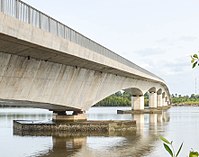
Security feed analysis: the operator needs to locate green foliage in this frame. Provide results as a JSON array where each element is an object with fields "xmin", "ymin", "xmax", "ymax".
[
  {"xmin": 94, "ymin": 91, "xmax": 131, "ymax": 107},
  {"xmin": 191, "ymin": 53, "xmax": 199, "ymax": 68},
  {"xmin": 160, "ymin": 136, "xmax": 171, "ymax": 144},
  {"xmin": 163, "ymin": 143, "xmax": 174, "ymax": 156},
  {"xmin": 160, "ymin": 136, "xmax": 199, "ymax": 157},
  {"xmin": 160, "ymin": 136, "xmax": 183, "ymax": 157},
  {"xmin": 171, "ymin": 94, "xmax": 199, "ymax": 105},
  {"xmin": 95, "ymin": 92, "xmax": 199, "ymax": 107},
  {"xmin": 189, "ymin": 151, "xmax": 199, "ymax": 157},
  {"xmin": 94, "ymin": 91, "xmax": 150, "ymax": 107}
]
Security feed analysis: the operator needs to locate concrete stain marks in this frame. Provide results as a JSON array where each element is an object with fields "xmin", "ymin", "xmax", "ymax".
[
  {"xmin": 63, "ymin": 68, "xmax": 86, "ymax": 107},
  {"xmin": 0, "ymin": 55, "xmax": 19, "ymax": 98},
  {"xmin": 0, "ymin": 52, "xmax": 11, "ymax": 76},
  {"xmin": 49, "ymin": 65, "xmax": 68, "ymax": 103},
  {"xmin": 42, "ymin": 63, "xmax": 62, "ymax": 101},
  {"xmin": 8, "ymin": 56, "xmax": 29, "ymax": 97},
  {"xmin": 30, "ymin": 61, "xmax": 55, "ymax": 100},
  {"xmin": 61, "ymin": 66, "xmax": 80, "ymax": 106},
  {"xmin": 15, "ymin": 58, "xmax": 39, "ymax": 98}
]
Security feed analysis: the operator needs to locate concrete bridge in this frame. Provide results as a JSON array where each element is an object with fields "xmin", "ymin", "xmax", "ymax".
[{"xmin": 0, "ymin": 0, "xmax": 170, "ymax": 119}]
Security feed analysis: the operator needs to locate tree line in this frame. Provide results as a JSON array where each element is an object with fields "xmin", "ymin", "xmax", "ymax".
[
  {"xmin": 95, "ymin": 92, "xmax": 199, "ymax": 107},
  {"xmin": 94, "ymin": 91, "xmax": 149, "ymax": 107},
  {"xmin": 171, "ymin": 94, "xmax": 199, "ymax": 105}
]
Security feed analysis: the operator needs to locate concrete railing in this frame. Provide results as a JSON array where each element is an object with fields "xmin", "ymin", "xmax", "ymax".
[{"xmin": 0, "ymin": 0, "xmax": 163, "ymax": 81}]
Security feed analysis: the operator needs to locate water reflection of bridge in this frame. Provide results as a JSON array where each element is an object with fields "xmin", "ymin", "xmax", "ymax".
[{"xmin": 12, "ymin": 111, "xmax": 170, "ymax": 157}]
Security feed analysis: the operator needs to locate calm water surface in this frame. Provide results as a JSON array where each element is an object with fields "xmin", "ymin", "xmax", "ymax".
[{"xmin": 0, "ymin": 106, "xmax": 199, "ymax": 157}]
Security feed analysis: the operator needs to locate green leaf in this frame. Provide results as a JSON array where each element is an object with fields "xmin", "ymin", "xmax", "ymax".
[
  {"xmin": 191, "ymin": 58, "xmax": 195, "ymax": 63},
  {"xmin": 193, "ymin": 54, "xmax": 198, "ymax": 59},
  {"xmin": 189, "ymin": 151, "xmax": 199, "ymax": 157},
  {"xmin": 192, "ymin": 61, "xmax": 198, "ymax": 68},
  {"xmin": 160, "ymin": 136, "xmax": 171, "ymax": 144},
  {"xmin": 163, "ymin": 143, "xmax": 173, "ymax": 157},
  {"xmin": 176, "ymin": 142, "xmax": 183, "ymax": 157}
]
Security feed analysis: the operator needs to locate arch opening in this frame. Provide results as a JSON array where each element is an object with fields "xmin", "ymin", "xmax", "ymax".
[
  {"xmin": 148, "ymin": 87, "xmax": 156, "ymax": 93},
  {"xmin": 157, "ymin": 89, "xmax": 162, "ymax": 95},
  {"xmin": 124, "ymin": 88, "xmax": 143, "ymax": 96}
]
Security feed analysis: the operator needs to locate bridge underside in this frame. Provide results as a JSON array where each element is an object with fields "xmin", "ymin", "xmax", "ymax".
[{"xmin": 0, "ymin": 99, "xmax": 79, "ymax": 111}]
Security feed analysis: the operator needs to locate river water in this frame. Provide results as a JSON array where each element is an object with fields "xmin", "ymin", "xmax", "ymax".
[{"xmin": 0, "ymin": 106, "xmax": 198, "ymax": 157}]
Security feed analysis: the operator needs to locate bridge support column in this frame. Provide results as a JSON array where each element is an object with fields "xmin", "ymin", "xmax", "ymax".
[
  {"xmin": 149, "ymin": 92, "xmax": 157, "ymax": 108},
  {"xmin": 162, "ymin": 97, "xmax": 166, "ymax": 106},
  {"xmin": 131, "ymin": 95, "xmax": 144, "ymax": 110},
  {"xmin": 157, "ymin": 93, "xmax": 163, "ymax": 108},
  {"xmin": 52, "ymin": 110, "xmax": 87, "ymax": 122}
]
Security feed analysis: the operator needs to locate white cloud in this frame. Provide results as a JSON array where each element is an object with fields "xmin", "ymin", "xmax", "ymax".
[{"xmin": 178, "ymin": 36, "xmax": 198, "ymax": 42}]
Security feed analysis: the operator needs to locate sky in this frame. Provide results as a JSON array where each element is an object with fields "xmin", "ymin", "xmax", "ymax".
[{"xmin": 23, "ymin": 0, "xmax": 199, "ymax": 95}]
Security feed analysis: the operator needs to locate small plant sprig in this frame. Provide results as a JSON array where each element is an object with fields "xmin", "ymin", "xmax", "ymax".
[
  {"xmin": 191, "ymin": 53, "xmax": 199, "ymax": 68},
  {"xmin": 160, "ymin": 136, "xmax": 183, "ymax": 157},
  {"xmin": 160, "ymin": 136, "xmax": 199, "ymax": 157},
  {"xmin": 189, "ymin": 150, "xmax": 199, "ymax": 157}
]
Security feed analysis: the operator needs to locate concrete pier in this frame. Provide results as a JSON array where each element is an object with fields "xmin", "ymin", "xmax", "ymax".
[
  {"xmin": 117, "ymin": 106, "xmax": 171, "ymax": 114},
  {"xmin": 52, "ymin": 111, "xmax": 87, "ymax": 122},
  {"xmin": 13, "ymin": 120, "xmax": 136, "ymax": 134}
]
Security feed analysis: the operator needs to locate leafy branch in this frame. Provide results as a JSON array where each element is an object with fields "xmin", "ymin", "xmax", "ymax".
[
  {"xmin": 160, "ymin": 136, "xmax": 199, "ymax": 157},
  {"xmin": 160, "ymin": 136, "xmax": 183, "ymax": 157},
  {"xmin": 191, "ymin": 53, "xmax": 199, "ymax": 68}
]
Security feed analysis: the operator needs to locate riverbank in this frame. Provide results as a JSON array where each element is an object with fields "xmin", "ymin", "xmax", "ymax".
[{"xmin": 172, "ymin": 103, "xmax": 199, "ymax": 107}]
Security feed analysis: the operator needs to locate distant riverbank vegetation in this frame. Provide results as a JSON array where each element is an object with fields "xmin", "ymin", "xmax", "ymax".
[
  {"xmin": 94, "ymin": 91, "xmax": 149, "ymax": 107},
  {"xmin": 94, "ymin": 92, "xmax": 199, "ymax": 107},
  {"xmin": 171, "ymin": 94, "xmax": 199, "ymax": 105},
  {"xmin": 0, "ymin": 93, "xmax": 199, "ymax": 108}
]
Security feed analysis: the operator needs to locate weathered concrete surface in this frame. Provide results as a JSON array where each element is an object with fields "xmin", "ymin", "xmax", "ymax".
[
  {"xmin": 13, "ymin": 120, "xmax": 136, "ymax": 133},
  {"xmin": 0, "ymin": 11, "xmax": 170, "ymax": 111}
]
